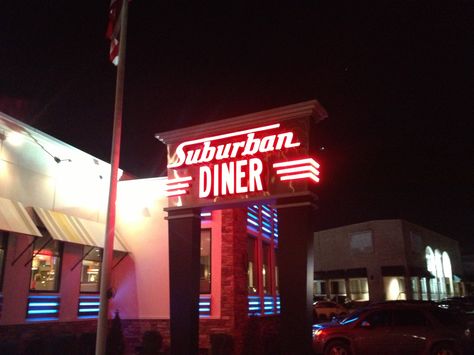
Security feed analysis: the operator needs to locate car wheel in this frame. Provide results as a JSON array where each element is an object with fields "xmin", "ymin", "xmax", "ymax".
[
  {"xmin": 324, "ymin": 340, "xmax": 352, "ymax": 355},
  {"xmin": 430, "ymin": 342, "xmax": 457, "ymax": 355}
]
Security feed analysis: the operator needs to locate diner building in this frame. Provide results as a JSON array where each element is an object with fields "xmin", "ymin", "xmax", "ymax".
[
  {"xmin": 0, "ymin": 110, "xmax": 283, "ymax": 353},
  {"xmin": 314, "ymin": 219, "xmax": 464, "ymax": 304}
]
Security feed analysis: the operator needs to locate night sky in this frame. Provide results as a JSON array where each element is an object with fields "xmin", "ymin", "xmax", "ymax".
[{"xmin": 0, "ymin": 2, "xmax": 472, "ymax": 248}]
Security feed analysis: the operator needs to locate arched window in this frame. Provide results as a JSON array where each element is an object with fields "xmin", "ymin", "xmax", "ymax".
[
  {"xmin": 434, "ymin": 249, "xmax": 446, "ymax": 298},
  {"xmin": 425, "ymin": 246, "xmax": 435, "ymax": 275},
  {"xmin": 442, "ymin": 252, "xmax": 453, "ymax": 297},
  {"xmin": 425, "ymin": 246, "xmax": 438, "ymax": 300}
]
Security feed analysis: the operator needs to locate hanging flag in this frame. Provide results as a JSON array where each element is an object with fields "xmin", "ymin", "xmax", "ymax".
[{"xmin": 106, "ymin": 0, "xmax": 122, "ymax": 65}]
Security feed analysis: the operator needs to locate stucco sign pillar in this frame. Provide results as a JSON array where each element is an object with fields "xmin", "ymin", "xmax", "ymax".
[{"xmin": 156, "ymin": 100, "xmax": 327, "ymax": 355}]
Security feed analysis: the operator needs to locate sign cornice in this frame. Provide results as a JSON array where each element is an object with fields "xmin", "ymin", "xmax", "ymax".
[{"xmin": 155, "ymin": 100, "xmax": 327, "ymax": 145}]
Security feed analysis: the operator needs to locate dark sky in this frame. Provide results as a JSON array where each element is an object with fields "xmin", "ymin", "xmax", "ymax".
[{"xmin": 0, "ymin": 2, "xmax": 473, "ymax": 248}]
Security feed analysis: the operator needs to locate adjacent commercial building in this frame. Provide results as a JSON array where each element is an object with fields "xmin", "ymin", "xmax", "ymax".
[{"xmin": 314, "ymin": 219, "xmax": 464, "ymax": 304}]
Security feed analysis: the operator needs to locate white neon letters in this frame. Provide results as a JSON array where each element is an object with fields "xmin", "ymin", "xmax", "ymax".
[
  {"xmin": 198, "ymin": 158, "xmax": 263, "ymax": 198},
  {"xmin": 168, "ymin": 124, "xmax": 300, "ymax": 169}
]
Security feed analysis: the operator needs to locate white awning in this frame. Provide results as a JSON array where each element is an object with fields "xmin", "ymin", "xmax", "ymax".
[
  {"xmin": 0, "ymin": 197, "xmax": 42, "ymax": 237},
  {"xmin": 33, "ymin": 207, "xmax": 128, "ymax": 252}
]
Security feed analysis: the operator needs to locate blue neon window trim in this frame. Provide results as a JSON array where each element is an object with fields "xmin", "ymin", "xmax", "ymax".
[
  {"xmin": 262, "ymin": 220, "xmax": 272, "ymax": 228},
  {"xmin": 28, "ymin": 295, "xmax": 60, "ymax": 299},
  {"xmin": 27, "ymin": 303, "xmax": 59, "ymax": 307},
  {"xmin": 79, "ymin": 302, "xmax": 100, "ymax": 306},
  {"xmin": 247, "ymin": 212, "xmax": 259, "ymax": 221},
  {"xmin": 199, "ymin": 308, "xmax": 211, "ymax": 312},
  {"xmin": 262, "ymin": 226, "xmax": 272, "ymax": 234},
  {"xmin": 79, "ymin": 308, "xmax": 100, "ymax": 313},
  {"xmin": 247, "ymin": 218, "xmax": 259, "ymax": 227},
  {"xmin": 28, "ymin": 309, "xmax": 59, "ymax": 315},
  {"xmin": 261, "ymin": 205, "xmax": 271, "ymax": 211},
  {"xmin": 27, "ymin": 317, "xmax": 59, "ymax": 322}
]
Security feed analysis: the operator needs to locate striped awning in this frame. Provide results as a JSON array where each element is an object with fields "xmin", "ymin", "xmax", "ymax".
[
  {"xmin": 0, "ymin": 197, "xmax": 42, "ymax": 237},
  {"xmin": 33, "ymin": 207, "xmax": 128, "ymax": 252}
]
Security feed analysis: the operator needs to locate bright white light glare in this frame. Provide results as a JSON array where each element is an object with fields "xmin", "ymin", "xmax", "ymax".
[{"xmin": 6, "ymin": 131, "xmax": 23, "ymax": 146}]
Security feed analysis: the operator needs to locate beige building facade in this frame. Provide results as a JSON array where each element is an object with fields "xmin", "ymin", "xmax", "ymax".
[{"xmin": 314, "ymin": 219, "xmax": 463, "ymax": 304}]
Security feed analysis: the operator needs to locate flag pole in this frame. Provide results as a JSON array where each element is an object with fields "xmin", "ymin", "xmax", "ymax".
[{"xmin": 96, "ymin": 0, "xmax": 128, "ymax": 354}]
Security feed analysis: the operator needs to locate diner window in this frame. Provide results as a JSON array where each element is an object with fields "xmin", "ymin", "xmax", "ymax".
[
  {"xmin": 80, "ymin": 246, "xmax": 102, "ymax": 293},
  {"xmin": 262, "ymin": 242, "xmax": 271, "ymax": 295},
  {"xmin": 246, "ymin": 205, "xmax": 279, "ymax": 316},
  {"xmin": 247, "ymin": 237, "xmax": 258, "ymax": 294},
  {"xmin": 0, "ymin": 232, "xmax": 7, "ymax": 290},
  {"xmin": 200, "ymin": 229, "xmax": 211, "ymax": 294},
  {"xmin": 30, "ymin": 238, "xmax": 62, "ymax": 292}
]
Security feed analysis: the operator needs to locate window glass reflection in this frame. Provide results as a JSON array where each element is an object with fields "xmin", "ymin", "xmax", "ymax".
[
  {"xmin": 200, "ymin": 229, "xmax": 211, "ymax": 294},
  {"xmin": 80, "ymin": 246, "xmax": 102, "ymax": 293},
  {"xmin": 30, "ymin": 238, "xmax": 62, "ymax": 292}
]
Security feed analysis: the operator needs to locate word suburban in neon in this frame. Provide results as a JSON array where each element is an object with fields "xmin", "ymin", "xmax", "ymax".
[{"xmin": 168, "ymin": 123, "xmax": 300, "ymax": 168}]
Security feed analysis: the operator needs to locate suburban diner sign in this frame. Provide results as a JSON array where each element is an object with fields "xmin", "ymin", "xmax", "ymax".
[{"xmin": 156, "ymin": 101, "xmax": 327, "ymax": 209}]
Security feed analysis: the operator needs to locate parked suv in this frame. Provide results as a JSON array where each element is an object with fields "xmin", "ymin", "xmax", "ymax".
[{"xmin": 313, "ymin": 301, "xmax": 472, "ymax": 355}]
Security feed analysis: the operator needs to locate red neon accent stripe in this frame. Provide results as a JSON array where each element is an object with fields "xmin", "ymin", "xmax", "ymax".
[
  {"xmin": 275, "ymin": 165, "xmax": 320, "ymax": 176},
  {"xmin": 165, "ymin": 176, "xmax": 192, "ymax": 184},
  {"xmin": 280, "ymin": 173, "xmax": 320, "ymax": 183},
  {"xmin": 164, "ymin": 190, "xmax": 188, "ymax": 197},
  {"xmin": 273, "ymin": 158, "xmax": 320, "ymax": 169},
  {"xmin": 163, "ymin": 182, "xmax": 190, "ymax": 191}
]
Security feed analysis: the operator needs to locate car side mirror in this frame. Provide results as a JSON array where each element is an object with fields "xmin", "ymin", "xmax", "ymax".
[{"xmin": 360, "ymin": 321, "xmax": 372, "ymax": 328}]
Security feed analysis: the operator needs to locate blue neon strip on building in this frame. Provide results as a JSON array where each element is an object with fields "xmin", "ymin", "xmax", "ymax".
[
  {"xmin": 199, "ymin": 296, "xmax": 212, "ymax": 317},
  {"xmin": 28, "ymin": 302, "xmax": 59, "ymax": 307},
  {"xmin": 27, "ymin": 295, "xmax": 60, "ymax": 321},
  {"xmin": 28, "ymin": 309, "xmax": 58, "ymax": 315},
  {"xmin": 78, "ymin": 295, "xmax": 100, "ymax": 319},
  {"xmin": 79, "ymin": 302, "xmax": 100, "ymax": 306}
]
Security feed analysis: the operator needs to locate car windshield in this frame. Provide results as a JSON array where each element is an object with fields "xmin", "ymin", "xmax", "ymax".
[{"xmin": 339, "ymin": 309, "xmax": 363, "ymax": 325}]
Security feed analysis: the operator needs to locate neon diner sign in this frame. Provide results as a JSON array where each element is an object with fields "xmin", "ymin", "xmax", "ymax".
[{"xmin": 164, "ymin": 123, "xmax": 320, "ymax": 199}]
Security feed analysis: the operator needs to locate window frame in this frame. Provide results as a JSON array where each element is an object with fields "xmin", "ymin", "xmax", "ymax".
[
  {"xmin": 80, "ymin": 246, "xmax": 103, "ymax": 294},
  {"xmin": 200, "ymin": 228, "xmax": 212, "ymax": 294},
  {"xmin": 29, "ymin": 237, "xmax": 63, "ymax": 293},
  {"xmin": 246, "ymin": 205, "xmax": 279, "ymax": 309}
]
